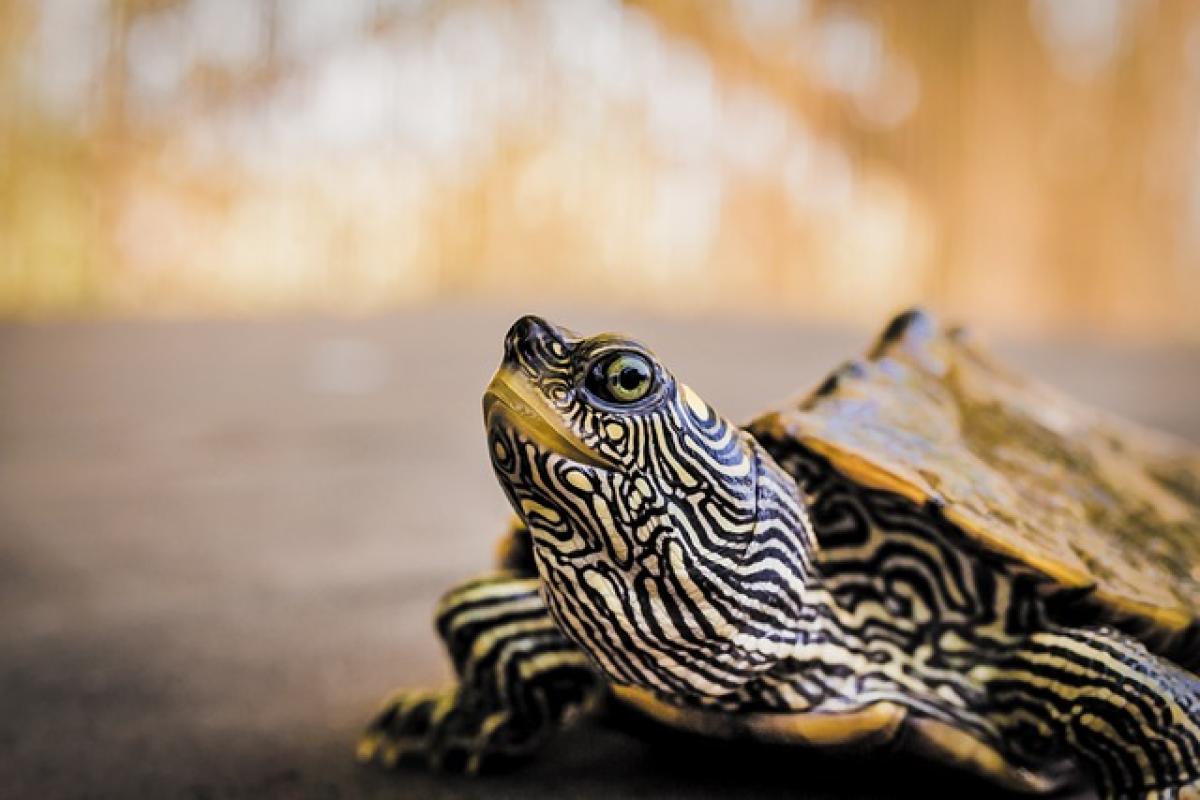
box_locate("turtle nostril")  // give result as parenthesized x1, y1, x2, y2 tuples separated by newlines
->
(503, 315, 558, 365)
(510, 315, 550, 341)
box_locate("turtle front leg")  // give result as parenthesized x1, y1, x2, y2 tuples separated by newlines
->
(358, 572, 601, 774)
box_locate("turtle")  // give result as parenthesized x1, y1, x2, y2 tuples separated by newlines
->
(358, 309, 1200, 798)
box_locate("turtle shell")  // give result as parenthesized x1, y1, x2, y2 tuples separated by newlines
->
(749, 309, 1200, 663)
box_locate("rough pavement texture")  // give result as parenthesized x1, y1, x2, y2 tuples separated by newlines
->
(3, 303, 1197, 799)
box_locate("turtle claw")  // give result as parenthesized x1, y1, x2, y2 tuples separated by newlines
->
(358, 688, 532, 775)
(357, 688, 456, 771)
(361, 572, 599, 776)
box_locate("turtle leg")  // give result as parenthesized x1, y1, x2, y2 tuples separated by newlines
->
(358, 569, 601, 774)
(978, 625, 1200, 798)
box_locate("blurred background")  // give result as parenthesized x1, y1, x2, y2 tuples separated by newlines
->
(3, 3, 1200, 798)
(3, 0, 1200, 339)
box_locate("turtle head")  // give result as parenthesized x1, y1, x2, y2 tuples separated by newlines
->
(484, 315, 819, 696)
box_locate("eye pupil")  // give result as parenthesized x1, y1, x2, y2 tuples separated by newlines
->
(618, 367, 644, 391)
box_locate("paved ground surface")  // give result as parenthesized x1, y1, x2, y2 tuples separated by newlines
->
(2, 302, 1198, 799)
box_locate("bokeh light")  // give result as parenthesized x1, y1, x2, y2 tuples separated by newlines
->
(1, 0, 1198, 340)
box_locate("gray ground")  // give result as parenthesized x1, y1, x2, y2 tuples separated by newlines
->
(2, 303, 1197, 799)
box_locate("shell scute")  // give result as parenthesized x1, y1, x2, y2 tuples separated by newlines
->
(751, 309, 1200, 652)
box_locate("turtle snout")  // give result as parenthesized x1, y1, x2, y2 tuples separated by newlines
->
(502, 315, 570, 371)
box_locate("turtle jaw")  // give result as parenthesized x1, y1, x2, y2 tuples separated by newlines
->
(483, 366, 609, 470)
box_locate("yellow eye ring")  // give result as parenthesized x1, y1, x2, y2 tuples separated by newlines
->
(587, 353, 654, 404)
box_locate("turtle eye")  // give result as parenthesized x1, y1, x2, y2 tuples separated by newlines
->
(587, 352, 654, 404)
